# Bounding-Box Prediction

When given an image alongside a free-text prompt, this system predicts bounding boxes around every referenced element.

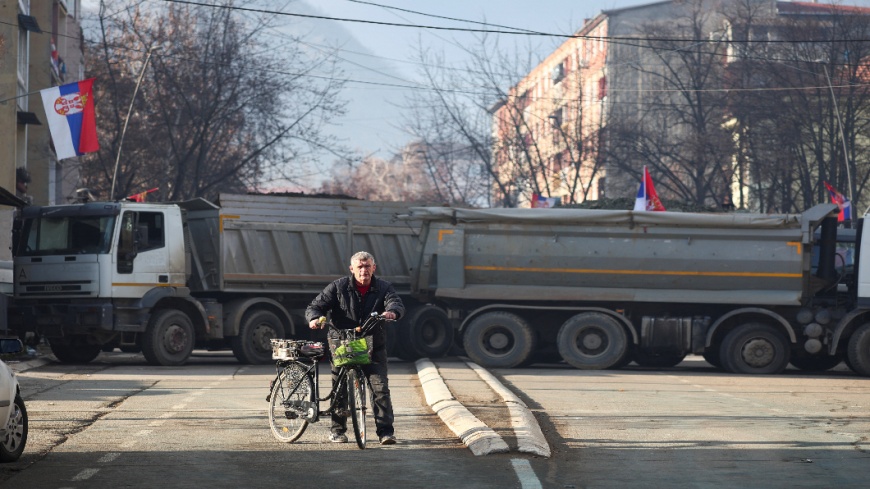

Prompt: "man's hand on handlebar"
[309,316,327,330]
[382,310,397,321]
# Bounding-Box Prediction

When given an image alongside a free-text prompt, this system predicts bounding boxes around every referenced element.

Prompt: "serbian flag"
[531,193,561,208]
[824,181,852,222]
[40,78,99,160]
[633,166,666,211]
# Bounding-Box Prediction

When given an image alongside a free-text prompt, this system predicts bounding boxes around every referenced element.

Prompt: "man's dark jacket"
[305,275,404,350]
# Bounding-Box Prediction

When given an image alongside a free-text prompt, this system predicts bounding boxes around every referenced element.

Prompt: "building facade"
[0,0,85,259]
[491,0,870,211]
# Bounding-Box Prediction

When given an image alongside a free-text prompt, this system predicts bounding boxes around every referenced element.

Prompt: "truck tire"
[719,323,790,375]
[399,305,454,358]
[557,313,628,370]
[702,349,723,369]
[48,337,102,364]
[846,323,870,376]
[463,312,535,368]
[231,310,285,365]
[142,309,195,366]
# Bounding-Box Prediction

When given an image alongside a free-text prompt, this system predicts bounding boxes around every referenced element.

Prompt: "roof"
[778,1,870,15]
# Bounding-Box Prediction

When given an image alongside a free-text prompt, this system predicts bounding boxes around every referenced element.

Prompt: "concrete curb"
[7,356,50,373]
[463,359,551,458]
[415,358,509,456]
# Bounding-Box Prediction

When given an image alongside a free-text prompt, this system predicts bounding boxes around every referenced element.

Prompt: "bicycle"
[266,313,387,449]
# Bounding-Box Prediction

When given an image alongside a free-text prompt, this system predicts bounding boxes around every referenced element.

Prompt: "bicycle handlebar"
[318,312,394,337]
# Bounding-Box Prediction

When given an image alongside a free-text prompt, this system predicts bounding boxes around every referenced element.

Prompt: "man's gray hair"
[350,251,375,265]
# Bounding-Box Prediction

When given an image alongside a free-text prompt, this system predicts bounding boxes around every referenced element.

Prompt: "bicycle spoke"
[269,362,312,443]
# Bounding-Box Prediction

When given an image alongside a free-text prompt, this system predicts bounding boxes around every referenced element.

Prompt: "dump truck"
[400,203,870,376]
[8,193,453,366]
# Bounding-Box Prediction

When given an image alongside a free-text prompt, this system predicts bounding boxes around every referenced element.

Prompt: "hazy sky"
[82,1,870,189]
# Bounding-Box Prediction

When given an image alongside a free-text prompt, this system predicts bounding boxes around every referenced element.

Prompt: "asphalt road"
[3,352,869,488]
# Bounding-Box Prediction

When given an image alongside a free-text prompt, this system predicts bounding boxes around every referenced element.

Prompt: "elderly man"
[305,251,404,445]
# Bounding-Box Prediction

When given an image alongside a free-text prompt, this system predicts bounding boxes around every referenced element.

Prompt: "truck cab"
[11,202,190,362]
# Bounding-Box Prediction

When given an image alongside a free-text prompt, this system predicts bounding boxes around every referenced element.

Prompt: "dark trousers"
[331,348,394,438]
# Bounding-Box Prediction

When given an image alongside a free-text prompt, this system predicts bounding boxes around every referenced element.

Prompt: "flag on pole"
[823,181,852,222]
[531,193,561,208]
[126,187,159,202]
[633,166,666,212]
[40,78,99,160]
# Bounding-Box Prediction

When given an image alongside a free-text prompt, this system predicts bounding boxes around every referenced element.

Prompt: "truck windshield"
[17,215,116,256]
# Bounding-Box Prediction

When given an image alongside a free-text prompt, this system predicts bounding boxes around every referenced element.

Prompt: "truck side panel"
[410,206,833,307]
[183,194,423,295]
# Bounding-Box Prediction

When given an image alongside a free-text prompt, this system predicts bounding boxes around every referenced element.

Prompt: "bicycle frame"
[267,313,387,448]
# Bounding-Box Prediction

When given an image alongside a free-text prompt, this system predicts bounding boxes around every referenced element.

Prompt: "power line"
[161,0,870,43]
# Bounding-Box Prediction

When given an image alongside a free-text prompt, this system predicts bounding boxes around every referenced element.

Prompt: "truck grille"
[19,280,93,297]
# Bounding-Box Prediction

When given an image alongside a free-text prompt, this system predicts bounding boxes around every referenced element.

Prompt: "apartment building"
[0,0,85,259]
[491,0,869,210]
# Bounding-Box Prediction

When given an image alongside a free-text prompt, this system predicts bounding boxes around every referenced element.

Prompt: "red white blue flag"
[633,166,666,212]
[40,78,99,160]
[531,193,561,208]
[824,181,852,222]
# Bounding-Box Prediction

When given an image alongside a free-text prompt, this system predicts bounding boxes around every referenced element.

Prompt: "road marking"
[172,404,188,410]
[97,452,120,463]
[72,468,99,481]
[511,459,543,489]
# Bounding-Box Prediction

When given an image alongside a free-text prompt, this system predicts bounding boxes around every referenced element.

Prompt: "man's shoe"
[379,435,397,445]
[329,433,348,443]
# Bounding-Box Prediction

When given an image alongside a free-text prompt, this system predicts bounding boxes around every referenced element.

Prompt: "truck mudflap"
[9,301,114,336]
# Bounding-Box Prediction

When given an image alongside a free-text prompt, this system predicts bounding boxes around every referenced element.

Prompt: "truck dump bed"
[182,194,423,295]
[405,204,838,306]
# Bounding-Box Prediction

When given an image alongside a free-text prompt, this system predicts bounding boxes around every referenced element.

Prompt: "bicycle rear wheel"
[348,368,367,449]
[269,362,313,443]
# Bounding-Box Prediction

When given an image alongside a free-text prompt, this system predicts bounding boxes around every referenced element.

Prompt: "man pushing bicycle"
[306,251,404,445]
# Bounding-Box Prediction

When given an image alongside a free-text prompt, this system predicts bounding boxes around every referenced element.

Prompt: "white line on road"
[72,468,99,481]
[97,452,120,463]
[511,459,543,489]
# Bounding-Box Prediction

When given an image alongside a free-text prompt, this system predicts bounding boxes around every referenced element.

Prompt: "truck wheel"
[463,312,535,368]
[231,310,285,364]
[846,323,870,376]
[702,349,723,369]
[719,323,790,374]
[399,305,454,358]
[142,309,195,366]
[48,337,102,364]
[633,351,686,368]
[557,313,628,370]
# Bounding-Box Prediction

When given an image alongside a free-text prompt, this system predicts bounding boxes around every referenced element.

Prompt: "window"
[117,211,166,273]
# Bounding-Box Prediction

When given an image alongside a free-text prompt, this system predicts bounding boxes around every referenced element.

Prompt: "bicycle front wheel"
[348,368,367,449]
[269,362,313,443]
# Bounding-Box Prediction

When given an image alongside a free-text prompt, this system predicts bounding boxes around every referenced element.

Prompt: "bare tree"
[82,0,347,201]
[605,0,736,208]
[727,0,870,214]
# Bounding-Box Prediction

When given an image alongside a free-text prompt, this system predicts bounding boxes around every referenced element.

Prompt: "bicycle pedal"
[284,411,298,420]
[335,409,351,418]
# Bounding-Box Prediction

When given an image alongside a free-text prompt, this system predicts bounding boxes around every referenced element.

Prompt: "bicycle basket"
[328,336,372,366]
[271,339,299,361]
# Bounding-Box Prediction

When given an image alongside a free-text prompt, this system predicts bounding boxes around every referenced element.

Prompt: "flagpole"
[820,63,854,223]
[110,45,160,200]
